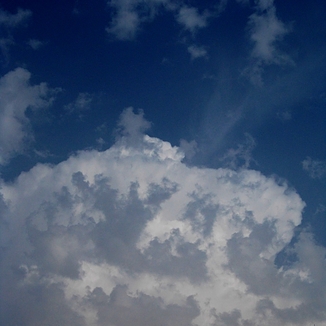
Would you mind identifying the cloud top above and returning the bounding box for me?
[1,108,324,326]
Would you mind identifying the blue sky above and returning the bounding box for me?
[0,0,325,325]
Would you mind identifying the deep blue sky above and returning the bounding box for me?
[0,1,325,325]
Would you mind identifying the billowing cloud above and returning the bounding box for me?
[302,157,326,179]
[0,68,55,164]
[1,108,325,325]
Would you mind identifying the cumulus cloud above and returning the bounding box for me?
[0,68,55,164]
[302,157,326,179]
[1,108,326,325]
[179,139,197,160]
[116,106,151,141]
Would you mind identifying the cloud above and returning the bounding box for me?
[176,6,208,33]
[106,7,141,40]
[64,92,93,116]
[187,45,207,60]
[27,39,45,50]
[277,110,292,121]
[116,106,151,141]
[220,133,257,169]
[1,108,325,325]
[0,68,55,164]
[106,1,209,40]
[0,8,32,61]
[179,139,197,160]
[88,285,200,326]
[0,8,32,27]
[302,157,326,179]
[244,0,292,84]
[106,0,168,40]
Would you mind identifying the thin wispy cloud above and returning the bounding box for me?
[302,157,326,179]
[27,39,45,50]
[0,8,32,63]
[64,92,93,117]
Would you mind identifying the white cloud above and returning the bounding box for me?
[106,8,141,40]
[116,106,151,141]
[187,45,207,60]
[179,139,197,160]
[176,6,208,33]
[244,0,292,85]
[106,1,210,40]
[0,68,55,164]
[1,108,325,325]
[302,157,326,179]
[249,7,288,63]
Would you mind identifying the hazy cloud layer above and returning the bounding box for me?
[1,108,325,326]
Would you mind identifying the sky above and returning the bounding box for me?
[0,0,325,325]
